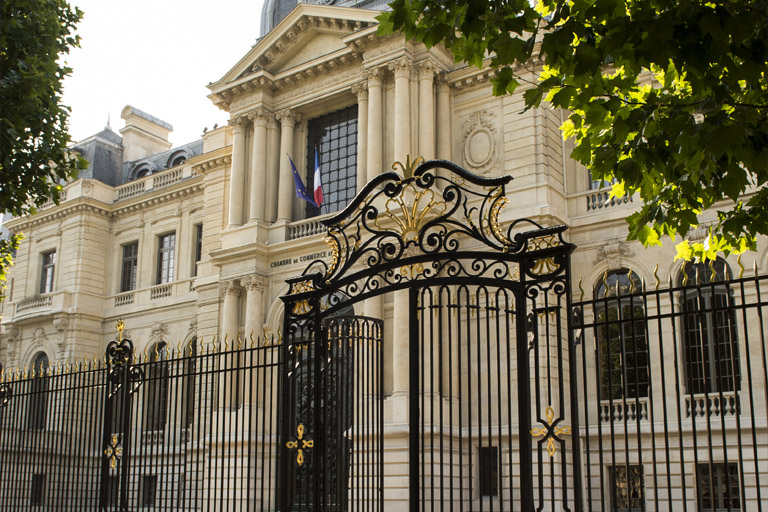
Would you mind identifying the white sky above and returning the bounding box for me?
[62,0,266,147]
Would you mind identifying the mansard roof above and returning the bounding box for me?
[207,4,379,112]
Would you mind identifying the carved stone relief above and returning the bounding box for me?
[461,109,499,175]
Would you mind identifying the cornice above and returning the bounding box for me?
[190,148,232,175]
[5,200,111,233]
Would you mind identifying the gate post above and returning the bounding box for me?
[100,323,142,512]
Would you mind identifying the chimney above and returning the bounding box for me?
[119,105,173,162]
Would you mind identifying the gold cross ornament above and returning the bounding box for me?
[285,423,314,466]
[530,405,572,458]
[104,434,123,469]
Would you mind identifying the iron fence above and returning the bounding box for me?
[572,264,768,511]
[0,336,283,511]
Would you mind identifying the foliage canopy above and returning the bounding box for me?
[378,0,768,260]
[0,0,84,297]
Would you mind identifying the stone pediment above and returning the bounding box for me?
[208,4,379,110]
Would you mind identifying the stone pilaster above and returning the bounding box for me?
[228,117,248,227]
[276,110,301,223]
[249,109,272,222]
[366,67,384,183]
[418,60,437,161]
[241,276,266,344]
[389,58,412,166]
[352,82,369,192]
[436,75,451,162]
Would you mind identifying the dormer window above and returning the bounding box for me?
[171,155,187,167]
[135,165,152,179]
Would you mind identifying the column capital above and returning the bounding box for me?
[435,73,450,91]
[276,109,301,127]
[241,275,266,292]
[388,57,412,79]
[220,280,242,298]
[229,115,249,130]
[364,66,384,87]
[418,59,439,81]
[351,81,368,100]
[248,108,273,127]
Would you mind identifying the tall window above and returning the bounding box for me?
[120,242,139,292]
[39,251,56,294]
[192,224,203,277]
[610,465,644,512]
[595,270,649,400]
[680,259,740,394]
[144,343,169,431]
[697,463,740,511]
[156,233,176,284]
[30,474,46,506]
[305,106,357,218]
[27,352,49,430]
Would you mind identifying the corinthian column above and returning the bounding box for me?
[352,82,368,192]
[366,68,383,183]
[241,276,266,344]
[276,110,300,222]
[418,61,436,161]
[390,58,412,165]
[249,110,271,222]
[266,117,280,222]
[228,117,247,227]
[436,76,451,161]
[222,280,241,342]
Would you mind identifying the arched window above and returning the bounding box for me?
[27,352,50,430]
[679,259,740,394]
[595,270,649,400]
[167,152,187,168]
[144,342,169,431]
[134,165,152,179]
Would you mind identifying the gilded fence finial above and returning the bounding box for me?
[116,319,125,342]
[653,264,660,291]
[681,261,689,286]
[577,276,584,302]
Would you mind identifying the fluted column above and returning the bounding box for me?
[366,68,384,183]
[249,110,271,222]
[228,117,247,227]
[418,61,436,161]
[241,276,266,344]
[390,58,412,165]
[266,117,280,223]
[276,110,300,222]
[436,76,451,161]
[353,82,368,192]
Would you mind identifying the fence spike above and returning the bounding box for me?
[0,367,4,383]
[237,335,243,350]
[627,268,636,294]
[577,276,584,302]
[224,333,230,351]
[249,330,256,348]
[709,260,717,283]
[754,260,758,276]
[681,261,689,286]
[653,264,660,290]
[277,328,283,344]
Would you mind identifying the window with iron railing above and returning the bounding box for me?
[39,250,56,294]
[679,259,741,394]
[595,270,650,401]
[120,242,138,292]
[156,233,176,285]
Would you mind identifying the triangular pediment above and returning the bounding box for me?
[210,4,379,92]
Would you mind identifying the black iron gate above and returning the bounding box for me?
[281,160,580,511]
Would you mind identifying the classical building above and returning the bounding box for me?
[1,2,766,511]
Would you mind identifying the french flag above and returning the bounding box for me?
[313,148,324,207]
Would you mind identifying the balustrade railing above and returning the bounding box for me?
[287,215,328,240]
[16,294,53,314]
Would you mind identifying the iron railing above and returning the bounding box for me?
[572,268,767,512]
[0,336,282,511]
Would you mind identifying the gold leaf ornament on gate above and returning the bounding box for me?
[104,434,123,469]
[530,405,571,458]
[285,423,314,466]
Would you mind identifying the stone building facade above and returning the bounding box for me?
[1,2,767,511]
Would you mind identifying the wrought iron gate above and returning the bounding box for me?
[281,160,581,511]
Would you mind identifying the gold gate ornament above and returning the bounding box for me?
[285,423,314,466]
[530,405,571,458]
